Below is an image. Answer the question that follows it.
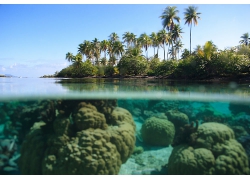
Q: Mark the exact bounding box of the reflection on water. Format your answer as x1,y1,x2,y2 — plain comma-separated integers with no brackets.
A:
0,78,250,174
56,78,250,94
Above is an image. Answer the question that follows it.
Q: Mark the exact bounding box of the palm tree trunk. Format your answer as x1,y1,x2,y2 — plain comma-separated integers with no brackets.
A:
167,45,170,60
163,43,165,60
190,25,192,54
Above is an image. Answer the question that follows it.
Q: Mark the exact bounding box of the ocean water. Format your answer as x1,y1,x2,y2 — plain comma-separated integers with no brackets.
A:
0,77,250,175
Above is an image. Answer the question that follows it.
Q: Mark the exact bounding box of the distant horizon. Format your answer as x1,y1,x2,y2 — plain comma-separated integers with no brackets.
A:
1,3,250,77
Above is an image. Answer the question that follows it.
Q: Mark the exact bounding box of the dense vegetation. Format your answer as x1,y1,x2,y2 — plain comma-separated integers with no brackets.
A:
54,6,250,80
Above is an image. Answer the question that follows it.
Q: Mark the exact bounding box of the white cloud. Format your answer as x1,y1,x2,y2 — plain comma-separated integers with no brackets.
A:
9,63,17,69
1,67,6,71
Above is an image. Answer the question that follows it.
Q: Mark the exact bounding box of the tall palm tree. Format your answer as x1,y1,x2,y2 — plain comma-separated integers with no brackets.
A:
184,5,201,54
160,6,180,32
122,32,131,48
92,38,101,65
65,52,74,63
239,32,250,46
150,32,159,57
138,33,152,60
72,53,83,76
171,24,183,59
160,6,180,59
122,32,137,49
157,29,169,60
109,32,120,43
130,33,137,47
100,40,110,60
174,40,184,60
78,40,93,61
112,41,125,64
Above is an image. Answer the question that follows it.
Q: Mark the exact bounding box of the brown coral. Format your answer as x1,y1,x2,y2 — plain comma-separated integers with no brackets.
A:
168,122,250,175
18,100,135,175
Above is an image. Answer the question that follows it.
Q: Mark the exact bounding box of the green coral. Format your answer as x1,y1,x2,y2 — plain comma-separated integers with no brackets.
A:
165,109,189,132
168,122,250,175
18,100,136,175
140,117,175,146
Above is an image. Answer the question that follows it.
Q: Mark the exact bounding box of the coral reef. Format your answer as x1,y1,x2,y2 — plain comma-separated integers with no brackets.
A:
168,122,250,175
196,104,231,125
229,102,250,115
230,113,250,134
230,125,248,139
148,100,179,113
140,117,175,146
165,109,189,133
237,135,250,166
18,100,136,175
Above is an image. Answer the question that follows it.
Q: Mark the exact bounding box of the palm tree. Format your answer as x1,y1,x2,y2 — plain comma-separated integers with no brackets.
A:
107,40,124,65
184,5,201,54
239,32,250,46
109,32,120,43
150,32,160,57
78,40,93,61
157,29,169,60
100,40,110,60
72,53,83,76
138,33,152,60
174,40,184,60
124,47,144,58
112,41,125,64
130,33,137,47
92,38,101,65
160,6,180,59
122,32,131,48
65,52,74,63
122,32,137,49
171,24,183,59
160,6,180,32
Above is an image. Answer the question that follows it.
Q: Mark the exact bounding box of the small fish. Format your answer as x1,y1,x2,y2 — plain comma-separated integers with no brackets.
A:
8,135,17,152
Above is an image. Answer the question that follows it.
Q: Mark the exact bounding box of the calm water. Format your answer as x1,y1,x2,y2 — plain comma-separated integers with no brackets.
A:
0,77,250,175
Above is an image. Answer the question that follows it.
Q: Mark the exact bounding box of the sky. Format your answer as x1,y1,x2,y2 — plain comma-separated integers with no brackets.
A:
0,1,250,77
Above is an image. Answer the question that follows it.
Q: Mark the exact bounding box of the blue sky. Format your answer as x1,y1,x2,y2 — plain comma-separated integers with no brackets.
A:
0,2,250,77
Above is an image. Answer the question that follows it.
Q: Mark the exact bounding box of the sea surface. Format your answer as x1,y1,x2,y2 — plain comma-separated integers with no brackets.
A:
0,77,250,175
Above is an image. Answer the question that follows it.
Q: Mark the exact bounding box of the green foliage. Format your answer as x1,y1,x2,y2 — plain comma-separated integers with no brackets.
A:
181,48,190,59
147,57,160,76
96,65,105,76
57,60,97,78
237,45,250,59
104,65,118,76
117,56,148,76
155,60,178,76
57,65,74,77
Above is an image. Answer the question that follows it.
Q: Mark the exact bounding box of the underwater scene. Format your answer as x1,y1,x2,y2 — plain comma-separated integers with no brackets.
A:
0,78,250,175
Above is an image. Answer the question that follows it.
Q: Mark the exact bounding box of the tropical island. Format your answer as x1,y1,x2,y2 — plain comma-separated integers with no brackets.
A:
42,6,250,82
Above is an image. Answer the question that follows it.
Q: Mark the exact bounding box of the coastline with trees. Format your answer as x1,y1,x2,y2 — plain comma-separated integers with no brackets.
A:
42,5,250,82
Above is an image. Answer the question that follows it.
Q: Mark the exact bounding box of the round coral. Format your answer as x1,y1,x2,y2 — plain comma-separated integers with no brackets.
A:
140,117,175,146
18,100,136,175
165,110,189,131
168,122,250,175
168,145,215,174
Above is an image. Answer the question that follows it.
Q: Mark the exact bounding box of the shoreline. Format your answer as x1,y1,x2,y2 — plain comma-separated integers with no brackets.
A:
40,74,250,83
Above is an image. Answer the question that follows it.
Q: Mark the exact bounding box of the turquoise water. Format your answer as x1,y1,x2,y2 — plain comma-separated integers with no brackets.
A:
0,77,250,175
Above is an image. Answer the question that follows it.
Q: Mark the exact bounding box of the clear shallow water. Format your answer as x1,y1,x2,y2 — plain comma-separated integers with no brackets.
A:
0,77,250,175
